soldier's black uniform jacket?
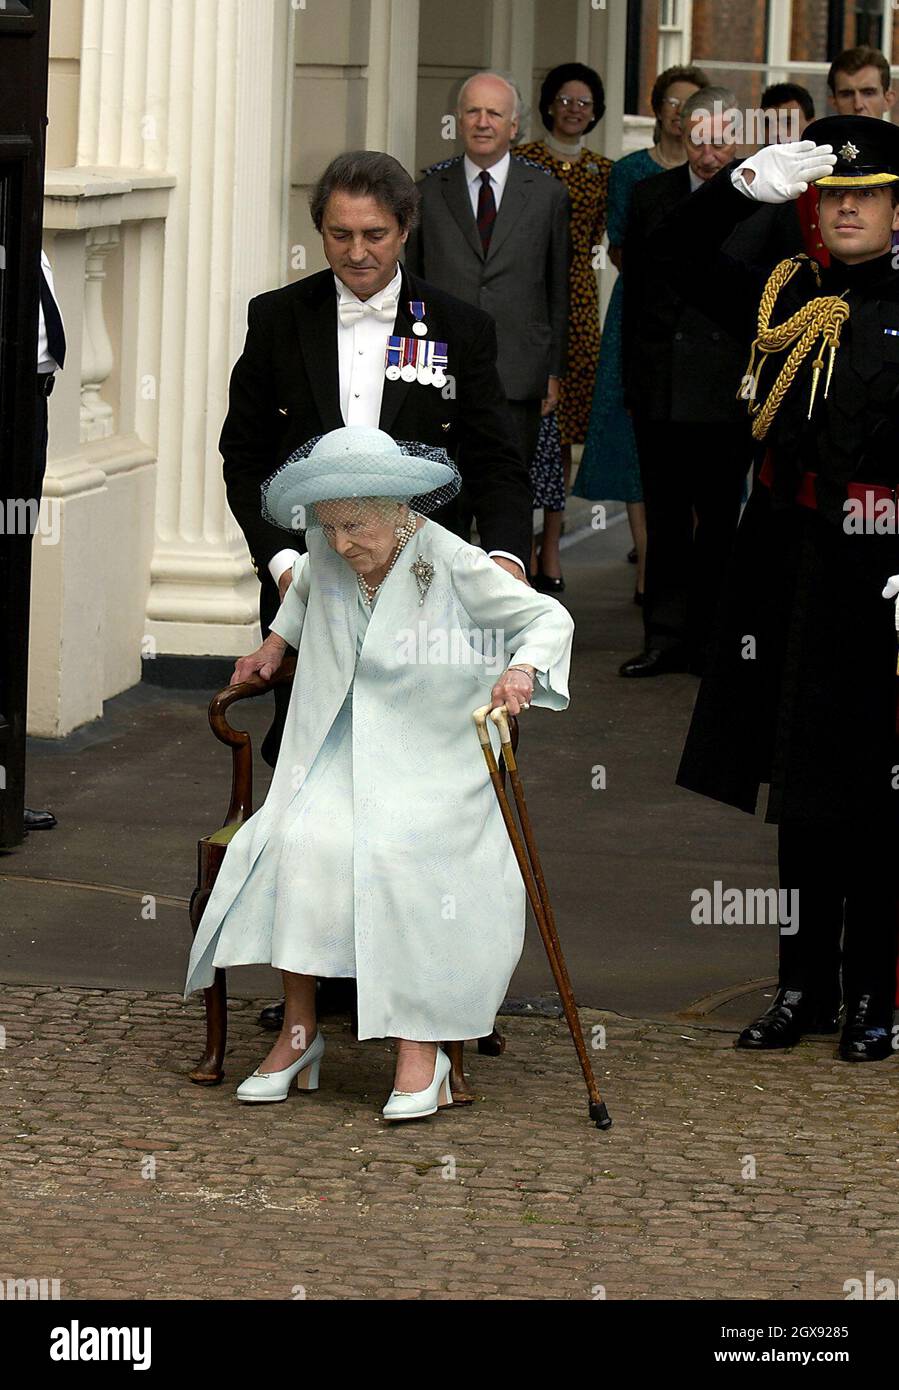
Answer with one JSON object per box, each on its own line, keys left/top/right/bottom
{"left": 663, "top": 168, "right": 899, "bottom": 825}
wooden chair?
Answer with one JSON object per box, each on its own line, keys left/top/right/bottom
{"left": 187, "top": 664, "right": 508, "bottom": 1104}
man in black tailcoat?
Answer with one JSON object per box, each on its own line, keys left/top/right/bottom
{"left": 220, "top": 150, "right": 531, "bottom": 1028}
{"left": 671, "top": 117, "right": 899, "bottom": 1061}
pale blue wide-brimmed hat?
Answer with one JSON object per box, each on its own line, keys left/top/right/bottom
{"left": 261, "top": 426, "right": 460, "bottom": 532}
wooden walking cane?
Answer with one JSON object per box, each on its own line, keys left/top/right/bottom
{"left": 473, "top": 704, "right": 612, "bottom": 1130}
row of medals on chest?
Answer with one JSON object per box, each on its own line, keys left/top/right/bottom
{"left": 384, "top": 305, "right": 447, "bottom": 388}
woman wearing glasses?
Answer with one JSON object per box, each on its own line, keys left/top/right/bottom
{"left": 574, "top": 64, "right": 708, "bottom": 606}
{"left": 516, "top": 63, "right": 610, "bottom": 594}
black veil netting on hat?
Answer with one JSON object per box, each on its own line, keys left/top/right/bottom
{"left": 260, "top": 437, "right": 463, "bottom": 534}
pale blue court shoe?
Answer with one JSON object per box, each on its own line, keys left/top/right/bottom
{"left": 381, "top": 1046, "right": 453, "bottom": 1122}
{"left": 236, "top": 1030, "right": 325, "bottom": 1103}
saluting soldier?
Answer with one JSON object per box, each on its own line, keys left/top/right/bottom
{"left": 670, "top": 117, "right": 899, "bottom": 1061}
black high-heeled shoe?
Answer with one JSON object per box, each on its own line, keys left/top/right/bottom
{"left": 534, "top": 568, "right": 565, "bottom": 594}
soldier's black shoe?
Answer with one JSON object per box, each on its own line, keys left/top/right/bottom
{"left": 258, "top": 1000, "right": 285, "bottom": 1030}
{"left": 736, "top": 988, "right": 841, "bottom": 1050}
{"left": 838, "top": 994, "right": 893, "bottom": 1062}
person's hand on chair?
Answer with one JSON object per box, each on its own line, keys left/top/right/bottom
{"left": 231, "top": 632, "right": 287, "bottom": 686}
{"left": 491, "top": 665, "right": 535, "bottom": 716}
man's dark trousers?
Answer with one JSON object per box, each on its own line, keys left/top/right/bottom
{"left": 458, "top": 399, "right": 540, "bottom": 544}
{"left": 777, "top": 818, "right": 898, "bottom": 1018}
{"left": 635, "top": 418, "right": 750, "bottom": 667}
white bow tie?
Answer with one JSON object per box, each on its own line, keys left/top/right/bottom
{"left": 337, "top": 292, "right": 399, "bottom": 328}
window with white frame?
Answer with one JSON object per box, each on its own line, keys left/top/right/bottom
{"left": 688, "top": 0, "right": 899, "bottom": 126}
{"left": 658, "top": 0, "right": 693, "bottom": 71}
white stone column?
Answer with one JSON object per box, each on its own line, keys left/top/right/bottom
{"left": 32, "top": 0, "right": 297, "bottom": 743}
{"left": 364, "top": 0, "right": 421, "bottom": 169}
{"left": 488, "top": 0, "right": 535, "bottom": 103}
{"left": 575, "top": 0, "right": 628, "bottom": 325}
{"left": 143, "top": 0, "right": 296, "bottom": 655}
{"left": 71, "top": 0, "right": 297, "bottom": 657}
{"left": 577, "top": 0, "right": 627, "bottom": 162}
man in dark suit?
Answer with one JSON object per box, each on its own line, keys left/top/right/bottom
{"left": 221, "top": 149, "right": 533, "bottom": 770}
{"left": 619, "top": 87, "right": 802, "bottom": 679}
{"left": 404, "top": 70, "right": 569, "bottom": 477}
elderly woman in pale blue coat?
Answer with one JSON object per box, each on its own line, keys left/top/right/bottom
{"left": 184, "top": 427, "right": 574, "bottom": 1122}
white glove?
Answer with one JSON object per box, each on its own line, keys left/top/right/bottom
{"left": 731, "top": 140, "right": 836, "bottom": 203}
{"left": 883, "top": 575, "right": 899, "bottom": 633}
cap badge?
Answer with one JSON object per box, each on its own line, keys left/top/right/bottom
{"left": 838, "top": 141, "right": 860, "bottom": 161}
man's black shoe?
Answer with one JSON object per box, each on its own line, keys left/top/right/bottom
{"left": 838, "top": 994, "right": 894, "bottom": 1062}
{"left": 736, "top": 988, "right": 841, "bottom": 1050}
{"left": 257, "top": 980, "right": 358, "bottom": 1031}
{"left": 618, "top": 648, "right": 690, "bottom": 678}
{"left": 258, "top": 1000, "right": 284, "bottom": 1031}
{"left": 24, "top": 807, "right": 57, "bottom": 831}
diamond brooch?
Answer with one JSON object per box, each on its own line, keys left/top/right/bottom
{"left": 410, "top": 556, "right": 434, "bottom": 605}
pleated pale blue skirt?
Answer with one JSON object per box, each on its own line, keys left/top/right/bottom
{"left": 207, "top": 689, "right": 357, "bottom": 978}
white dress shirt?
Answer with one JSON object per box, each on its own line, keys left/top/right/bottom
{"left": 463, "top": 151, "right": 512, "bottom": 220}
{"left": 336, "top": 263, "right": 401, "bottom": 425}
{"left": 268, "top": 255, "right": 525, "bottom": 583}
{"left": 37, "top": 249, "right": 64, "bottom": 374}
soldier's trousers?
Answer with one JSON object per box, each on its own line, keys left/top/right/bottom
{"left": 777, "top": 818, "right": 898, "bottom": 1017}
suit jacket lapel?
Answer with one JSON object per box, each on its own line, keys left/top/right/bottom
{"left": 441, "top": 161, "right": 485, "bottom": 262}
{"left": 292, "top": 276, "right": 344, "bottom": 430}
{"left": 486, "top": 158, "right": 527, "bottom": 262}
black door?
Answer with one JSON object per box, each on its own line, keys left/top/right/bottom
{"left": 0, "top": 0, "right": 50, "bottom": 847}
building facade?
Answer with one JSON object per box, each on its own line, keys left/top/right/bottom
{"left": 33, "top": 0, "right": 899, "bottom": 737}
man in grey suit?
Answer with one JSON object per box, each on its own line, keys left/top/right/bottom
{"left": 405, "top": 70, "right": 570, "bottom": 486}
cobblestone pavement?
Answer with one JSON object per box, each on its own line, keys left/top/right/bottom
{"left": 1, "top": 985, "right": 897, "bottom": 1301}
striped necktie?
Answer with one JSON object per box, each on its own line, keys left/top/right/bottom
{"left": 476, "top": 169, "right": 497, "bottom": 254}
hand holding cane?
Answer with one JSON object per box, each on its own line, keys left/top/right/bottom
{"left": 473, "top": 702, "right": 612, "bottom": 1130}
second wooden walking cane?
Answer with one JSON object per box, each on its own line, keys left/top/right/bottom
{"left": 473, "top": 703, "right": 612, "bottom": 1130}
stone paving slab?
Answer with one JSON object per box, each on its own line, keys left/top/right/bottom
{"left": 1, "top": 985, "right": 897, "bottom": 1300}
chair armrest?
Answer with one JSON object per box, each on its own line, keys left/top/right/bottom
{"left": 206, "top": 653, "right": 298, "bottom": 829}
{"left": 208, "top": 652, "right": 298, "bottom": 732}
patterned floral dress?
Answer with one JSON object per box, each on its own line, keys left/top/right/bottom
{"left": 517, "top": 140, "right": 612, "bottom": 443}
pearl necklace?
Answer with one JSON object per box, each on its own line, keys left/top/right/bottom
{"left": 356, "top": 514, "right": 418, "bottom": 605}
{"left": 651, "top": 143, "right": 684, "bottom": 170}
